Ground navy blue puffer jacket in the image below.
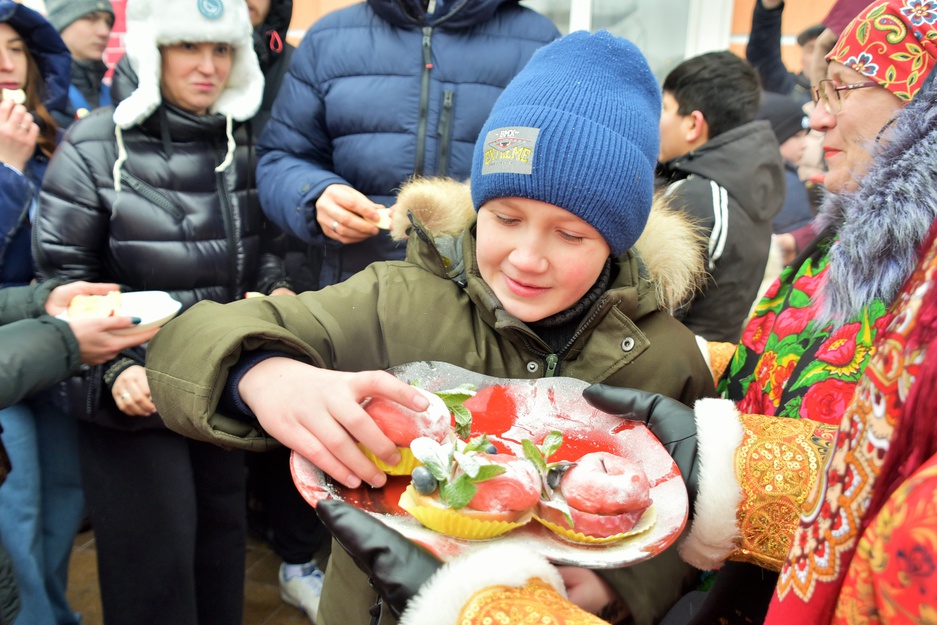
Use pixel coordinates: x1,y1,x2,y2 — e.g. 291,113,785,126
256,0,558,286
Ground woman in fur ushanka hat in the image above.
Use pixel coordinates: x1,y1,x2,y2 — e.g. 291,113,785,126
31,1,282,623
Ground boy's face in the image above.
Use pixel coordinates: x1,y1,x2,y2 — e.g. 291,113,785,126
475,197,611,323
658,91,695,163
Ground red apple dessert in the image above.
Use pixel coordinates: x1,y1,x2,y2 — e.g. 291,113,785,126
360,387,453,475
536,451,654,543
400,441,540,539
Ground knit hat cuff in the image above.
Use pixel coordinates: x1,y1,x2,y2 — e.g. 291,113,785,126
46,0,113,32
471,107,655,256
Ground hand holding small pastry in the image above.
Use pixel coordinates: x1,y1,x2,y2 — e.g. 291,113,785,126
0,97,38,171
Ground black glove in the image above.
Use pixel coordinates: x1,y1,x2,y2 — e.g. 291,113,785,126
316,499,442,619
583,384,699,510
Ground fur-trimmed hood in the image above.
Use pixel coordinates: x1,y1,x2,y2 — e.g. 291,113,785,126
389,177,706,312
815,77,937,324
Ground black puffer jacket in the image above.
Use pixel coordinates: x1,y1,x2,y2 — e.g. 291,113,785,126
34,58,270,311
33,59,277,429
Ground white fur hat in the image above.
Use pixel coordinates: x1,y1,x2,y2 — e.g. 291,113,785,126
113,0,263,129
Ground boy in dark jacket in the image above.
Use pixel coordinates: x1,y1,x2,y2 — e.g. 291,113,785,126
657,51,784,343
148,31,716,625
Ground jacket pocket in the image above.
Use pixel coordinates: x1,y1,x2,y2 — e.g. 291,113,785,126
436,89,454,176
119,171,185,221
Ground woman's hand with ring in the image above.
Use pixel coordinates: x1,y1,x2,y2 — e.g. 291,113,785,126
0,99,39,171
316,184,385,244
112,366,157,417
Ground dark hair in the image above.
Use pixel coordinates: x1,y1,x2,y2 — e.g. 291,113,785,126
23,43,58,158
797,24,825,47
662,51,760,139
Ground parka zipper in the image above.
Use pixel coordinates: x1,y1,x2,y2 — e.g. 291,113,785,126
414,26,433,175
521,301,609,379
119,171,185,221
216,169,240,301
436,89,454,176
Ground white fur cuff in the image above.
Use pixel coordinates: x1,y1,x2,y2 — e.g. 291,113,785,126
678,398,745,570
399,544,566,625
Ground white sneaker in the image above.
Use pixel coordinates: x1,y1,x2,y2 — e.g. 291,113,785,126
279,559,325,624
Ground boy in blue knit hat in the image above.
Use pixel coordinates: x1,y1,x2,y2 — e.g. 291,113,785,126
146,30,715,625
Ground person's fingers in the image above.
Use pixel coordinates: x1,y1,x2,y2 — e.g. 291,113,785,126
290,424,378,489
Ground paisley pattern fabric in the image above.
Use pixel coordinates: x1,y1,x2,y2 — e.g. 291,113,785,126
767,219,937,624
834,454,937,625
719,237,891,424
828,0,937,101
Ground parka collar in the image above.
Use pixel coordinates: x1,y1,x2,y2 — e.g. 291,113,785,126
368,0,518,30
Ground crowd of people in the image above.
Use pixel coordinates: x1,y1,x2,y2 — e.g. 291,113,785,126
2,0,935,624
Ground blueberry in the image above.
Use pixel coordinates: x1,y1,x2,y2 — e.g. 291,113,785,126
411,466,438,495
485,443,498,454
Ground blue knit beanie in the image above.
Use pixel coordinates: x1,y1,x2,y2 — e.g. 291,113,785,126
471,30,660,257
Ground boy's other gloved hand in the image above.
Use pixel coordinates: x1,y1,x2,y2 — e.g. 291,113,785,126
316,499,442,618
582,384,699,510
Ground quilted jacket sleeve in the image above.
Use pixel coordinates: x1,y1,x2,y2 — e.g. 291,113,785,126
255,36,347,246
33,135,111,283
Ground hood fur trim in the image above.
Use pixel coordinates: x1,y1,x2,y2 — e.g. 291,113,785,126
813,78,937,325
113,0,263,129
393,178,706,311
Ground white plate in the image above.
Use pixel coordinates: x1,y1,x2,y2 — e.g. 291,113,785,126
58,291,182,335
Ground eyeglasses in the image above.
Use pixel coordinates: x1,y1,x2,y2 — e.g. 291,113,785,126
812,79,879,114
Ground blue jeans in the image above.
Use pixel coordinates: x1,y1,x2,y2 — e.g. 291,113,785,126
0,394,83,625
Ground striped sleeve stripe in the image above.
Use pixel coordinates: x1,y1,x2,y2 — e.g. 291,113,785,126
708,180,728,270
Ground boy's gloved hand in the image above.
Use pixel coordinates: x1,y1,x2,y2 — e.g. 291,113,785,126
316,499,442,618
582,384,699,510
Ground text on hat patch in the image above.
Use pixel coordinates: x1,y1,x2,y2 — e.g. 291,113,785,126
482,126,540,175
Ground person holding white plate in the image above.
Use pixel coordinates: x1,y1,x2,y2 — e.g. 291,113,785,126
31,0,286,623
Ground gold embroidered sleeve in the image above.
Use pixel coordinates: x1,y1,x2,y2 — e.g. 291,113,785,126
458,578,611,625
728,414,837,571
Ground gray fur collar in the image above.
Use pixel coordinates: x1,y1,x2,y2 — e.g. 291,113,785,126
815,80,937,325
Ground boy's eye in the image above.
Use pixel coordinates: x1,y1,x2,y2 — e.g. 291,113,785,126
494,214,519,225
559,231,584,243
216,45,232,55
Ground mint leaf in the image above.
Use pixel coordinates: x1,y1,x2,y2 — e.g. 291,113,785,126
540,431,563,460
472,464,506,483
523,439,546,473
453,450,481,479
434,386,476,440
463,435,492,453
451,404,472,439
441,474,477,510
410,438,452,482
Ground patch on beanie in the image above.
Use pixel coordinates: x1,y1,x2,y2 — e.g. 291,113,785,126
481,126,540,175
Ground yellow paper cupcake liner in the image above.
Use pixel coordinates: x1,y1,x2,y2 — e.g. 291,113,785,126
534,504,657,545
399,485,531,540
359,444,422,476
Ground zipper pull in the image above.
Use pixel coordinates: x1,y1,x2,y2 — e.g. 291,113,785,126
422,27,433,69
544,354,559,378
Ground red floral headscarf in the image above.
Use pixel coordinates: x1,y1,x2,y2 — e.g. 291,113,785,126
828,0,937,100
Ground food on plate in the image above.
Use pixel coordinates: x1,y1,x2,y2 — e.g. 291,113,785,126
1,88,26,104
66,291,123,319
374,207,392,230
360,386,455,475
399,436,539,539
536,451,654,543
